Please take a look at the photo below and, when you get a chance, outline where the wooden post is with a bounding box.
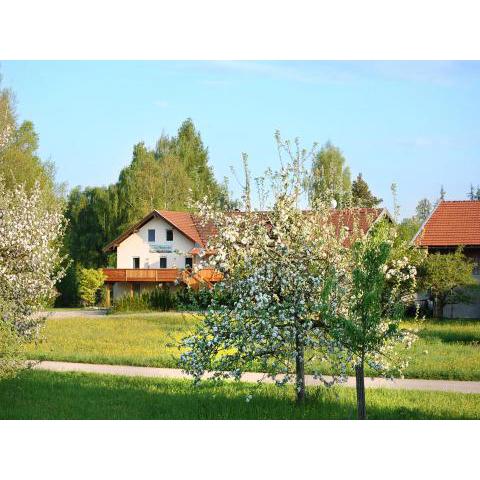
[104,286,111,308]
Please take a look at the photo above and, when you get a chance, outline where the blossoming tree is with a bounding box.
[332,221,418,419]
[0,181,66,378]
[180,138,350,403]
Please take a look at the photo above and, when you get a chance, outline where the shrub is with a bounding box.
[77,268,106,307]
[111,285,217,313]
[175,286,216,311]
[0,322,24,381]
[149,287,176,311]
[112,286,177,313]
[112,292,151,313]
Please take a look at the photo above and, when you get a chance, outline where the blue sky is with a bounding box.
[1,60,479,218]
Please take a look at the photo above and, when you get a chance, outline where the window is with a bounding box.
[133,283,141,296]
[166,229,173,241]
[185,257,193,269]
[148,229,156,242]
[133,257,140,269]
[160,257,167,269]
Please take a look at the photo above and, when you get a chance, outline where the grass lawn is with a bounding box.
[26,312,195,369]
[1,369,479,420]
[25,313,480,381]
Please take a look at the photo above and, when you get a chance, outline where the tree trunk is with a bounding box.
[295,330,306,405]
[433,296,444,319]
[355,362,367,420]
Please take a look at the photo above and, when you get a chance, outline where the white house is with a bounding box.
[102,209,219,302]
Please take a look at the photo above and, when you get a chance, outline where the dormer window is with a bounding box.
[148,229,156,242]
[166,229,173,242]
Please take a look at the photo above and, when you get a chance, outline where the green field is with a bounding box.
[1,369,479,420]
[25,313,480,380]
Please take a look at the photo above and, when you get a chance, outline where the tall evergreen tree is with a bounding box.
[172,118,225,204]
[351,173,382,208]
[308,141,351,208]
[440,185,446,201]
[117,142,166,229]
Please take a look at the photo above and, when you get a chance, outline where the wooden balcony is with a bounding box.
[103,268,181,283]
[102,268,223,286]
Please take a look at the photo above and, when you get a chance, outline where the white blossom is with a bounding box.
[0,180,67,341]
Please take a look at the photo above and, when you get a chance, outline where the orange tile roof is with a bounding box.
[156,210,203,245]
[104,207,389,253]
[415,201,480,247]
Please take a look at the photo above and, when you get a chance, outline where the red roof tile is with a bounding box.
[157,210,203,245]
[104,207,389,252]
[329,208,384,236]
[415,201,480,247]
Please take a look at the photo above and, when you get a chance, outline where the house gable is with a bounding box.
[104,210,203,253]
[115,215,197,269]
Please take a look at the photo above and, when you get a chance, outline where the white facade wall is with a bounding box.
[116,216,197,269]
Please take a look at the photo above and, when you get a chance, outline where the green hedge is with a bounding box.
[111,286,215,313]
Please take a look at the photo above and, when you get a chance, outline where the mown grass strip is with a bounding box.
[1,369,479,420]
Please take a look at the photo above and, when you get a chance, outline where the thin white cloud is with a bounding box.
[395,136,452,148]
[363,61,480,87]
[154,100,169,108]
[207,60,355,85]
[205,60,480,87]
[201,79,232,87]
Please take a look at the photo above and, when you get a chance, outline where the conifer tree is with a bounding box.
[351,173,382,208]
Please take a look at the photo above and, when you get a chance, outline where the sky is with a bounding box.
[1,60,479,218]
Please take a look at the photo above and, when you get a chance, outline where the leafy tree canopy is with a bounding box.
[419,248,475,318]
[0,85,63,211]
[415,198,432,223]
[308,141,351,208]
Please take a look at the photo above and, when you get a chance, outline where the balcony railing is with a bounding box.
[102,268,223,286]
[102,268,180,283]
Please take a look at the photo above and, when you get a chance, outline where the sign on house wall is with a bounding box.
[150,244,174,253]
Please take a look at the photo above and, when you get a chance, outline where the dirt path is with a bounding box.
[40,309,108,319]
[30,360,480,394]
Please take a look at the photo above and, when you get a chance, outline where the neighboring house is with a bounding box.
[103,207,391,303]
[414,200,480,318]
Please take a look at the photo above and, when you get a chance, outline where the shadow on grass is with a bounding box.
[1,370,478,420]
[418,329,480,345]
